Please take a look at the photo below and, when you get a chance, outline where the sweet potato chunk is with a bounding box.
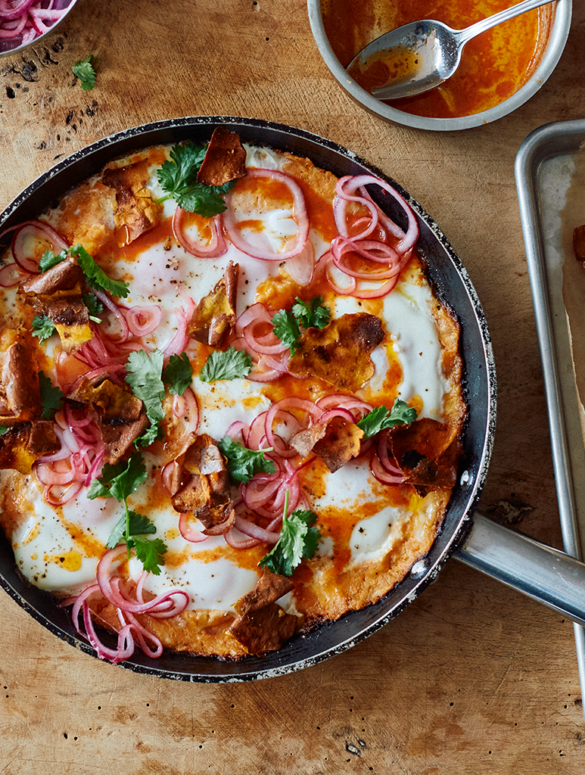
[0,422,59,474]
[197,127,247,187]
[389,418,459,490]
[68,377,147,464]
[23,258,92,352]
[102,163,163,243]
[236,570,294,615]
[171,434,234,534]
[188,261,239,347]
[230,571,297,655]
[21,258,83,295]
[0,339,42,424]
[290,416,364,473]
[289,313,384,392]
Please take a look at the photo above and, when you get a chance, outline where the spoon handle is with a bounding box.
[456,0,554,46]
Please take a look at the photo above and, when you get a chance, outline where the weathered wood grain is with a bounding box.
[1,0,585,772]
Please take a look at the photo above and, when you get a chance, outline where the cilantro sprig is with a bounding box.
[0,427,9,436]
[259,490,321,577]
[217,436,276,484]
[83,292,104,323]
[357,399,418,440]
[72,55,96,91]
[71,245,129,298]
[38,371,64,420]
[199,347,252,383]
[39,248,67,273]
[163,353,193,395]
[89,453,167,575]
[32,315,57,343]
[271,311,301,355]
[156,142,236,217]
[39,244,130,299]
[125,349,165,447]
[291,296,331,330]
[272,296,331,355]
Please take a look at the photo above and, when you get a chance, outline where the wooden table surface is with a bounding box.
[1,1,585,772]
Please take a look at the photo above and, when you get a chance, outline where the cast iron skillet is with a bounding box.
[0,117,584,683]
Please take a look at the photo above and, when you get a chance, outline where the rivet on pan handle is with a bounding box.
[456,512,585,626]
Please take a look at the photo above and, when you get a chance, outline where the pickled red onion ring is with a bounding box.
[123,304,162,337]
[96,545,189,615]
[5,220,68,274]
[223,169,309,261]
[284,239,315,286]
[93,290,130,342]
[172,207,227,258]
[178,512,208,543]
[335,175,418,255]
[0,261,28,287]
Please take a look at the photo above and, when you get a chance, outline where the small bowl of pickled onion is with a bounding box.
[0,0,77,57]
[308,0,572,131]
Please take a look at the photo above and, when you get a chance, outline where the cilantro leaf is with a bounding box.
[156,142,235,217]
[259,501,321,577]
[71,244,130,298]
[217,436,276,484]
[125,349,165,447]
[271,310,301,355]
[163,353,193,395]
[131,536,167,575]
[0,426,9,436]
[38,371,64,420]
[106,509,157,550]
[32,315,57,343]
[292,296,331,330]
[87,453,147,503]
[83,292,104,322]
[72,55,96,91]
[179,180,236,218]
[39,248,68,273]
[357,399,418,440]
[199,347,252,383]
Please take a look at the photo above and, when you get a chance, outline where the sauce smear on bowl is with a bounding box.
[322,0,553,119]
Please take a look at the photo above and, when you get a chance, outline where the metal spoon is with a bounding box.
[347,0,553,101]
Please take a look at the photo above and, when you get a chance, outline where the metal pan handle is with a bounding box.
[455,512,585,625]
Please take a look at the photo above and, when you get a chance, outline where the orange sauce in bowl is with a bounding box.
[321,0,553,119]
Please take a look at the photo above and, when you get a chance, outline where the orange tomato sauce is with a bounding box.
[321,0,553,119]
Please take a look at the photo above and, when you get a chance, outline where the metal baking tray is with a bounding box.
[516,118,585,717]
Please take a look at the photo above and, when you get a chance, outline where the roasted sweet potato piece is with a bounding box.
[290,416,364,473]
[0,422,59,474]
[389,418,460,490]
[171,434,234,534]
[0,338,42,424]
[289,313,384,392]
[236,570,294,615]
[23,258,92,352]
[102,163,163,243]
[230,571,297,655]
[69,377,143,422]
[574,225,585,265]
[29,295,92,352]
[97,413,150,465]
[21,258,83,295]
[68,377,147,464]
[188,261,239,347]
[197,127,247,187]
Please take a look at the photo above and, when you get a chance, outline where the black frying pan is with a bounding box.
[1,117,583,682]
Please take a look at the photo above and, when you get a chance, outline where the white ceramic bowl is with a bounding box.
[307,0,572,131]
